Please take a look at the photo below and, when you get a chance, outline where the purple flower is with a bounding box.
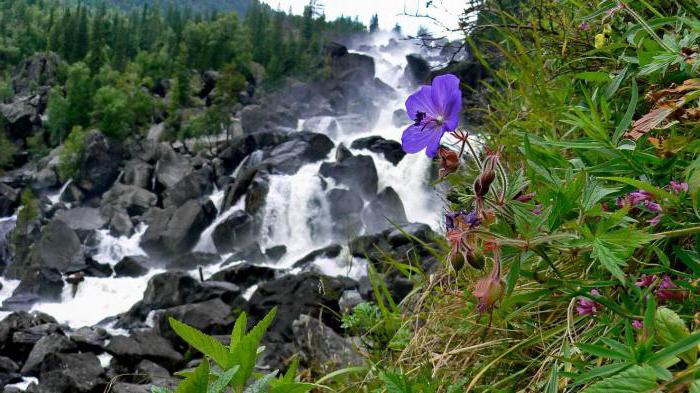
[402,74,462,157]
[515,192,535,203]
[576,289,600,316]
[647,214,663,226]
[656,276,686,302]
[635,274,657,287]
[578,22,591,31]
[445,210,480,231]
[670,180,688,194]
[632,320,643,330]
[629,190,653,205]
[532,204,543,215]
[643,200,662,213]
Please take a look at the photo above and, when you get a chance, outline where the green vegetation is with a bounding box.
[160,307,324,393]
[325,0,700,391]
[58,126,87,181]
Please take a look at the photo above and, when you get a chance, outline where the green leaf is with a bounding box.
[581,365,658,393]
[575,72,611,82]
[229,312,247,352]
[230,307,277,387]
[612,79,638,144]
[208,366,239,393]
[169,318,232,369]
[577,343,630,361]
[581,177,618,212]
[649,332,700,364]
[151,387,173,393]
[591,239,627,283]
[270,383,319,393]
[243,371,278,393]
[381,371,413,393]
[176,359,210,393]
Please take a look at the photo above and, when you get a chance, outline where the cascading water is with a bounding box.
[0,36,444,330]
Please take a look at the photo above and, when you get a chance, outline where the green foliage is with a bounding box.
[0,132,18,169]
[164,307,320,393]
[92,86,132,139]
[58,126,87,181]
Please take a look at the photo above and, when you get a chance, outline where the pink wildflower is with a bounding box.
[576,289,600,316]
[629,190,653,205]
[656,276,686,302]
[670,180,688,194]
[635,274,657,288]
[632,320,643,330]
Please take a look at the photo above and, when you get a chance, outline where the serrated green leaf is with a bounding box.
[169,317,232,369]
[230,307,277,387]
[601,177,678,204]
[582,365,658,393]
[649,332,700,364]
[577,343,630,361]
[208,366,239,393]
[176,359,209,393]
[243,371,278,393]
[381,372,413,393]
[230,312,247,352]
[591,239,627,283]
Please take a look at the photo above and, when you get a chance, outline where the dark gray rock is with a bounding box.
[350,136,405,165]
[76,131,123,196]
[326,188,364,236]
[319,155,378,198]
[53,207,106,233]
[154,145,194,191]
[404,54,431,85]
[141,272,201,310]
[169,252,220,270]
[211,210,257,254]
[331,52,375,83]
[114,256,150,278]
[335,143,353,162]
[362,187,408,233]
[0,312,57,363]
[292,244,343,269]
[0,96,39,140]
[105,331,183,371]
[0,356,20,388]
[122,160,154,190]
[154,299,235,346]
[101,183,158,217]
[292,315,363,373]
[209,263,276,289]
[243,172,269,216]
[248,273,358,342]
[163,166,213,209]
[38,352,104,393]
[264,245,286,262]
[0,184,20,217]
[21,333,78,374]
[392,109,409,128]
[34,219,83,272]
[12,52,63,94]
[67,326,109,352]
[140,200,216,259]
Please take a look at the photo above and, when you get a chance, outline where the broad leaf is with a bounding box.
[169,318,232,369]
[243,371,278,393]
[582,365,658,393]
[208,366,239,393]
[176,359,209,393]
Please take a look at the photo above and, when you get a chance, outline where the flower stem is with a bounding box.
[655,226,700,238]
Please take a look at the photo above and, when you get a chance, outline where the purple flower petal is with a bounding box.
[401,124,444,157]
[405,85,437,120]
[430,74,462,131]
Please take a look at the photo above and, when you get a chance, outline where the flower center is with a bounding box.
[436,115,444,124]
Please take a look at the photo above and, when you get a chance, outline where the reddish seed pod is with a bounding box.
[474,170,496,197]
[466,250,485,269]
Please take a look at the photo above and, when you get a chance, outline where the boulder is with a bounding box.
[38,352,104,393]
[335,143,353,162]
[211,210,257,254]
[260,132,334,174]
[362,187,408,233]
[105,331,183,371]
[319,155,378,198]
[12,52,63,94]
[240,105,296,135]
[350,136,405,165]
[0,97,39,139]
[141,272,201,310]
[0,356,21,387]
[114,256,150,278]
[209,263,276,289]
[163,166,213,209]
[292,315,363,373]
[53,207,106,234]
[154,145,194,191]
[67,326,110,352]
[76,131,123,196]
[134,360,173,385]
[34,219,83,272]
[154,298,235,346]
[140,200,217,258]
[323,42,349,57]
[248,273,358,342]
[264,245,287,262]
[326,188,364,236]
[293,244,343,269]
[0,184,20,217]
[243,172,269,215]
[404,54,431,85]
[122,160,154,190]
[21,333,78,374]
[101,183,158,217]
[199,70,220,99]
[0,311,58,363]
[330,52,375,83]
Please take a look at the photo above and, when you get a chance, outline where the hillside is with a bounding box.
[77,0,254,15]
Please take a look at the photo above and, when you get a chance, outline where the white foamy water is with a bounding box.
[31,270,163,328]
[260,163,333,267]
[92,224,149,265]
[47,180,72,205]
[0,278,20,320]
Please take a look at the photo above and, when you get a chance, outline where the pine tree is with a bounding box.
[369,14,379,34]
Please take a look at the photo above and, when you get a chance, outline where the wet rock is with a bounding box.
[362,187,408,233]
[0,97,39,140]
[259,133,334,175]
[7,268,64,308]
[326,188,364,236]
[211,210,256,254]
[114,256,150,278]
[225,243,266,265]
[101,183,157,217]
[217,131,289,172]
[154,145,194,191]
[169,252,220,270]
[404,54,431,85]
[81,257,113,278]
[109,383,151,393]
[141,272,201,310]
[264,245,286,262]
[330,52,375,83]
[108,209,134,237]
[21,333,77,374]
[350,136,405,165]
[243,172,269,216]
[335,143,353,162]
[134,360,173,385]
[387,223,434,247]
[76,131,123,197]
[338,289,363,314]
[292,315,363,373]
[34,220,83,272]
[292,244,343,269]
[163,166,213,209]
[194,281,242,305]
[0,356,21,387]
[319,155,378,198]
[209,263,276,289]
[106,331,183,371]
[140,200,216,258]
[67,326,109,352]
[39,352,104,393]
[122,160,154,190]
[248,273,358,342]
[154,298,235,346]
[220,168,257,213]
[324,42,349,57]
[0,184,20,217]
[240,105,296,134]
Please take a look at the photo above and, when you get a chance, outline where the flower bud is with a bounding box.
[450,250,465,271]
[474,170,495,197]
[466,249,484,269]
[438,147,460,178]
